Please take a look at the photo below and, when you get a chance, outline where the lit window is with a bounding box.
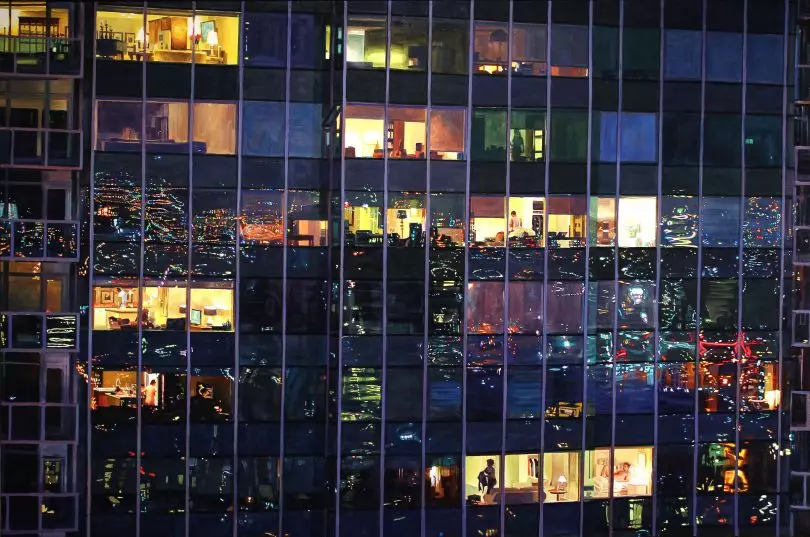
[346,15,386,68]
[617,197,656,248]
[343,104,465,160]
[547,196,586,248]
[585,447,653,498]
[91,282,234,331]
[95,10,239,65]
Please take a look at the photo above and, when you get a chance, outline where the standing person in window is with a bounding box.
[116,287,128,308]
[142,379,157,407]
[478,458,497,496]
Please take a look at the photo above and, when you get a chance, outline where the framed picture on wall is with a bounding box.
[200,20,216,42]
[100,289,114,306]
[125,32,134,44]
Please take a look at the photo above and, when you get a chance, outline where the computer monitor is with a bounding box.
[190,308,202,326]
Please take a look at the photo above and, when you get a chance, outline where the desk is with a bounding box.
[94,388,137,408]
[287,234,315,246]
[106,307,139,319]
[151,49,224,64]
[105,307,139,329]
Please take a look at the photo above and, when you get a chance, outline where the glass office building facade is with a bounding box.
[86,1,793,537]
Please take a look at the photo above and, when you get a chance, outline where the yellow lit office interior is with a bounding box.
[463,452,581,505]
[343,104,466,160]
[464,448,652,505]
[95,9,238,64]
[0,2,71,37]
[585,446,653,498]
[92,283,234,331]
[466,196,657,248]
[90,368,233,419]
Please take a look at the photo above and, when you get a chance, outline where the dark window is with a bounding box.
[706,32,743,82]
[664,30,701,80]
[244,12,287,68]
[746,34,784,85]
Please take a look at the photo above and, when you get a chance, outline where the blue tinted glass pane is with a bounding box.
[701,198,741,247]
[244,13,288,67]
[289,103,323,158]
[706,32,742,82]
[664,30,701,80]
[243,101,285,157]
[594,111,618,162]
[506,367,543,419]
[746,34,784,85]
[291,14,317,68]
[620,113,657,163]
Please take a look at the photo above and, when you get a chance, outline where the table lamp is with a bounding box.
[206,29,219,56]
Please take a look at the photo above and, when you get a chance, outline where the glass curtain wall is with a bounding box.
[87,1,789,537]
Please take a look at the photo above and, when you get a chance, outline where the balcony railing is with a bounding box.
[0,219,79,260]
[0,312,78,351]
[0,35,82,77]
[0,493,78,533]
[0,127,82,169]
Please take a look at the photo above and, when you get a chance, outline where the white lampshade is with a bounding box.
[136,26,145,43]
[206,30,219,46]
[187,17,201,36]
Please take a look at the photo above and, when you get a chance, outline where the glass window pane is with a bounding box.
[471,108,507,161]
[706,32,742,82]
[95,100,142,151]
[701,198,741,247]
[745,115,782,168]
[243,101,284,157]
[244,12,287,67]
[474,21,509,75]
[623,28,659,79]
[390,16,428,70]
[746,34,783,85]
[347,15,386,68]
[432,19,469,75]
[289,103,323,158]
[660,196,699,248]
[620,113,657,163]
[593,111,617,163]
[550,110,587,162]
[743,197,781,248]
[512,23,547,76]
[618,197,656,248]
[430,107,467,159]
[546,281,584,334]
[704,115,741,168]
[192,103,237,155]
[510,110,546,162]
[551,25,588,76]
[467,282,504,334]
[664,30,701,80]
